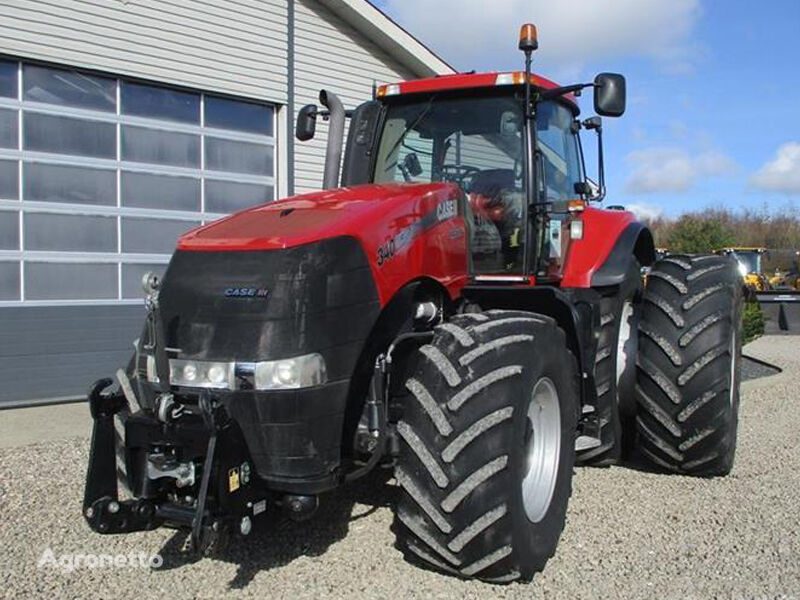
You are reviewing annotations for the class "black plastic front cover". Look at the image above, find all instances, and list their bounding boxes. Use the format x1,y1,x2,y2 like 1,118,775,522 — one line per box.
158,236,379,381
156,237,380,487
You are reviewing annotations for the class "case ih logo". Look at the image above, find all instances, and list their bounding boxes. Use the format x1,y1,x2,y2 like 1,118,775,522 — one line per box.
223,287,270,298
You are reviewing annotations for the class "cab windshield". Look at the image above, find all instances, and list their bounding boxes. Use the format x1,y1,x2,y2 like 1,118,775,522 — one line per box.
373,91,582,274
733,251,761,274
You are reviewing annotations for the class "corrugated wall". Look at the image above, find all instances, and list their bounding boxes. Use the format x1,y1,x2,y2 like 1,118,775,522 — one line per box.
0,305,144,406
0,0,289,103
292,0,416,193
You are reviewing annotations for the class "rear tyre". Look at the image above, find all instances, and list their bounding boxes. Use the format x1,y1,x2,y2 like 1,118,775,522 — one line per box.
634,254,743,476
578,262,641,466
393,310,578,582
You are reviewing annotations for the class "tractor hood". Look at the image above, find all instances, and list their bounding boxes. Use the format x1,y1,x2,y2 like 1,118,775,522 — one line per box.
178,182,458,251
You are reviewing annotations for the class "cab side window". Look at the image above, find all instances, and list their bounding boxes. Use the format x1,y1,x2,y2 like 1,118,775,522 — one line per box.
536,102,582,201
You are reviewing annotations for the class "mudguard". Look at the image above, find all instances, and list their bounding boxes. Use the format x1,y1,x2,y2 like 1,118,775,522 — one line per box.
590,222,655,287
561,207,654,288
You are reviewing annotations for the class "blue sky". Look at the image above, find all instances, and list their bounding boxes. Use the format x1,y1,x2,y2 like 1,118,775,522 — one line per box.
371,0,800,218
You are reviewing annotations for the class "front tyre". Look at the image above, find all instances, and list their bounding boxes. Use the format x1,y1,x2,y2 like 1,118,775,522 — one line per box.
634,254,743,476
393,311,578,582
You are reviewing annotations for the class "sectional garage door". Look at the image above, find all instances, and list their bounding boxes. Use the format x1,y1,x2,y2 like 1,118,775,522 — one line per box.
0,59,276,304
0,58,277,405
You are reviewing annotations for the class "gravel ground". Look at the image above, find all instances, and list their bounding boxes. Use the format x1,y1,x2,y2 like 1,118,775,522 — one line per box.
0,336,798,600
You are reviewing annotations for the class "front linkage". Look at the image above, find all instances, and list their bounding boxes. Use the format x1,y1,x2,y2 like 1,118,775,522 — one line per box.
83,378,262,552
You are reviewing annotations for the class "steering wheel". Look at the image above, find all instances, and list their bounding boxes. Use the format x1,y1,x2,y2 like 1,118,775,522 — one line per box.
440,164,480,188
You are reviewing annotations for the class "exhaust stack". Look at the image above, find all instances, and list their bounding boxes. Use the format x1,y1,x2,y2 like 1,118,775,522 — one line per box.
319,89,345,190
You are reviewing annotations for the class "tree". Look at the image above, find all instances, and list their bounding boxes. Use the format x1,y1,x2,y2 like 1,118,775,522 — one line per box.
665,215,736,253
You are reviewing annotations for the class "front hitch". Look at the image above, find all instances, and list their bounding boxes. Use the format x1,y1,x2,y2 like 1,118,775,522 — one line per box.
83,379,262,551
189,392,220,552
82,378,162,534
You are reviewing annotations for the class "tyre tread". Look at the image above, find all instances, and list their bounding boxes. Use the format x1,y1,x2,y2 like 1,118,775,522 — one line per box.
394,311,577,581
634,253,742,476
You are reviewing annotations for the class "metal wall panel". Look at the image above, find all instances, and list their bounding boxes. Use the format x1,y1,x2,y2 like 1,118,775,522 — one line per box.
292,0,418,193
0,305,144,406
0,0,289,104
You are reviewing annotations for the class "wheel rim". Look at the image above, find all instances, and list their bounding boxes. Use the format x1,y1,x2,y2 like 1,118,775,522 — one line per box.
616,300,635,387
729,328,738,407
521,377,561,523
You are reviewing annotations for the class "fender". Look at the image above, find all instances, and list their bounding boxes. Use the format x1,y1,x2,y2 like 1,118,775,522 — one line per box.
561,207,654,288
590,222,655,287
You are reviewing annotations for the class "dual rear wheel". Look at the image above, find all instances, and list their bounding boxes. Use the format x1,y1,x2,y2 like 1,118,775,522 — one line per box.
580,253,743,475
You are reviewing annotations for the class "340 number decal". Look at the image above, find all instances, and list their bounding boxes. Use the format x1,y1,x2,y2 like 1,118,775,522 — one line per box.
376,200,458,267
376,238,396,266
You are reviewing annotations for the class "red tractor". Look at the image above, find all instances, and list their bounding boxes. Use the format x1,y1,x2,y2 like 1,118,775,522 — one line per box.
83,25,743,582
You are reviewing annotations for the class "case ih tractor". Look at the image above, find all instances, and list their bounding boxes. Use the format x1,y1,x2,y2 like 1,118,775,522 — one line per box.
83,25,743,582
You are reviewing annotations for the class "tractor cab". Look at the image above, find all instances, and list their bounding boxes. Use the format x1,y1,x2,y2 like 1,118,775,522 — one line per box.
368,79,583,279
297,25,626,285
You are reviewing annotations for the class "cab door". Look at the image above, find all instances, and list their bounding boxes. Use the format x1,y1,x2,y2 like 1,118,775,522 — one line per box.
535,101,585,279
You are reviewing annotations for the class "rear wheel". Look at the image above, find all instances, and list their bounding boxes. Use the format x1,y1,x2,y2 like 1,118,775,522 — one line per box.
393,310,578,582
634,254,743,476
578,262,641,466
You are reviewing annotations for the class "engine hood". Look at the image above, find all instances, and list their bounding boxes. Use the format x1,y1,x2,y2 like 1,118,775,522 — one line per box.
178,182,457,251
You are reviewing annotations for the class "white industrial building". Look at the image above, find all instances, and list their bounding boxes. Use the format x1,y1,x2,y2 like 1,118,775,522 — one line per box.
0,0,452,405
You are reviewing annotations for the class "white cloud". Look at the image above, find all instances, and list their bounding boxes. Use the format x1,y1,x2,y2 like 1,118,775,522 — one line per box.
380,0,701,75
750,142,800,194
696,151,737,176
624,147,736,194
626,202,664,221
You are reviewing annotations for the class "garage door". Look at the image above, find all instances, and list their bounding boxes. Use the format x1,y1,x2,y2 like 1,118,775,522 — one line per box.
0,59,276,405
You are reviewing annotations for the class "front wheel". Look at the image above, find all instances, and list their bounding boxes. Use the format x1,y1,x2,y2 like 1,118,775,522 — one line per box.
393,310,578,582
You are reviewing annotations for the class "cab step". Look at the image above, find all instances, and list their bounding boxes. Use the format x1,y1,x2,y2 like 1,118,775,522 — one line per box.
575,435,602,452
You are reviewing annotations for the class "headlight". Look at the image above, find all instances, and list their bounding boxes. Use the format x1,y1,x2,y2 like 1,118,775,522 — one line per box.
166,353,327,391
169,359,235,389
254,353,327,390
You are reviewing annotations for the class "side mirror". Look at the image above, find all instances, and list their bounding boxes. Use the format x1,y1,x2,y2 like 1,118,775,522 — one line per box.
296,104,318,141
594,73,626,117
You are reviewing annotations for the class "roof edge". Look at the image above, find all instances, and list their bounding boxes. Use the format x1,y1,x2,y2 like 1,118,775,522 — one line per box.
317,0,456,78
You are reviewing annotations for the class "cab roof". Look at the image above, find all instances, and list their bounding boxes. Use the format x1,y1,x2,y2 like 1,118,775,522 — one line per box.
377,71,579,112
